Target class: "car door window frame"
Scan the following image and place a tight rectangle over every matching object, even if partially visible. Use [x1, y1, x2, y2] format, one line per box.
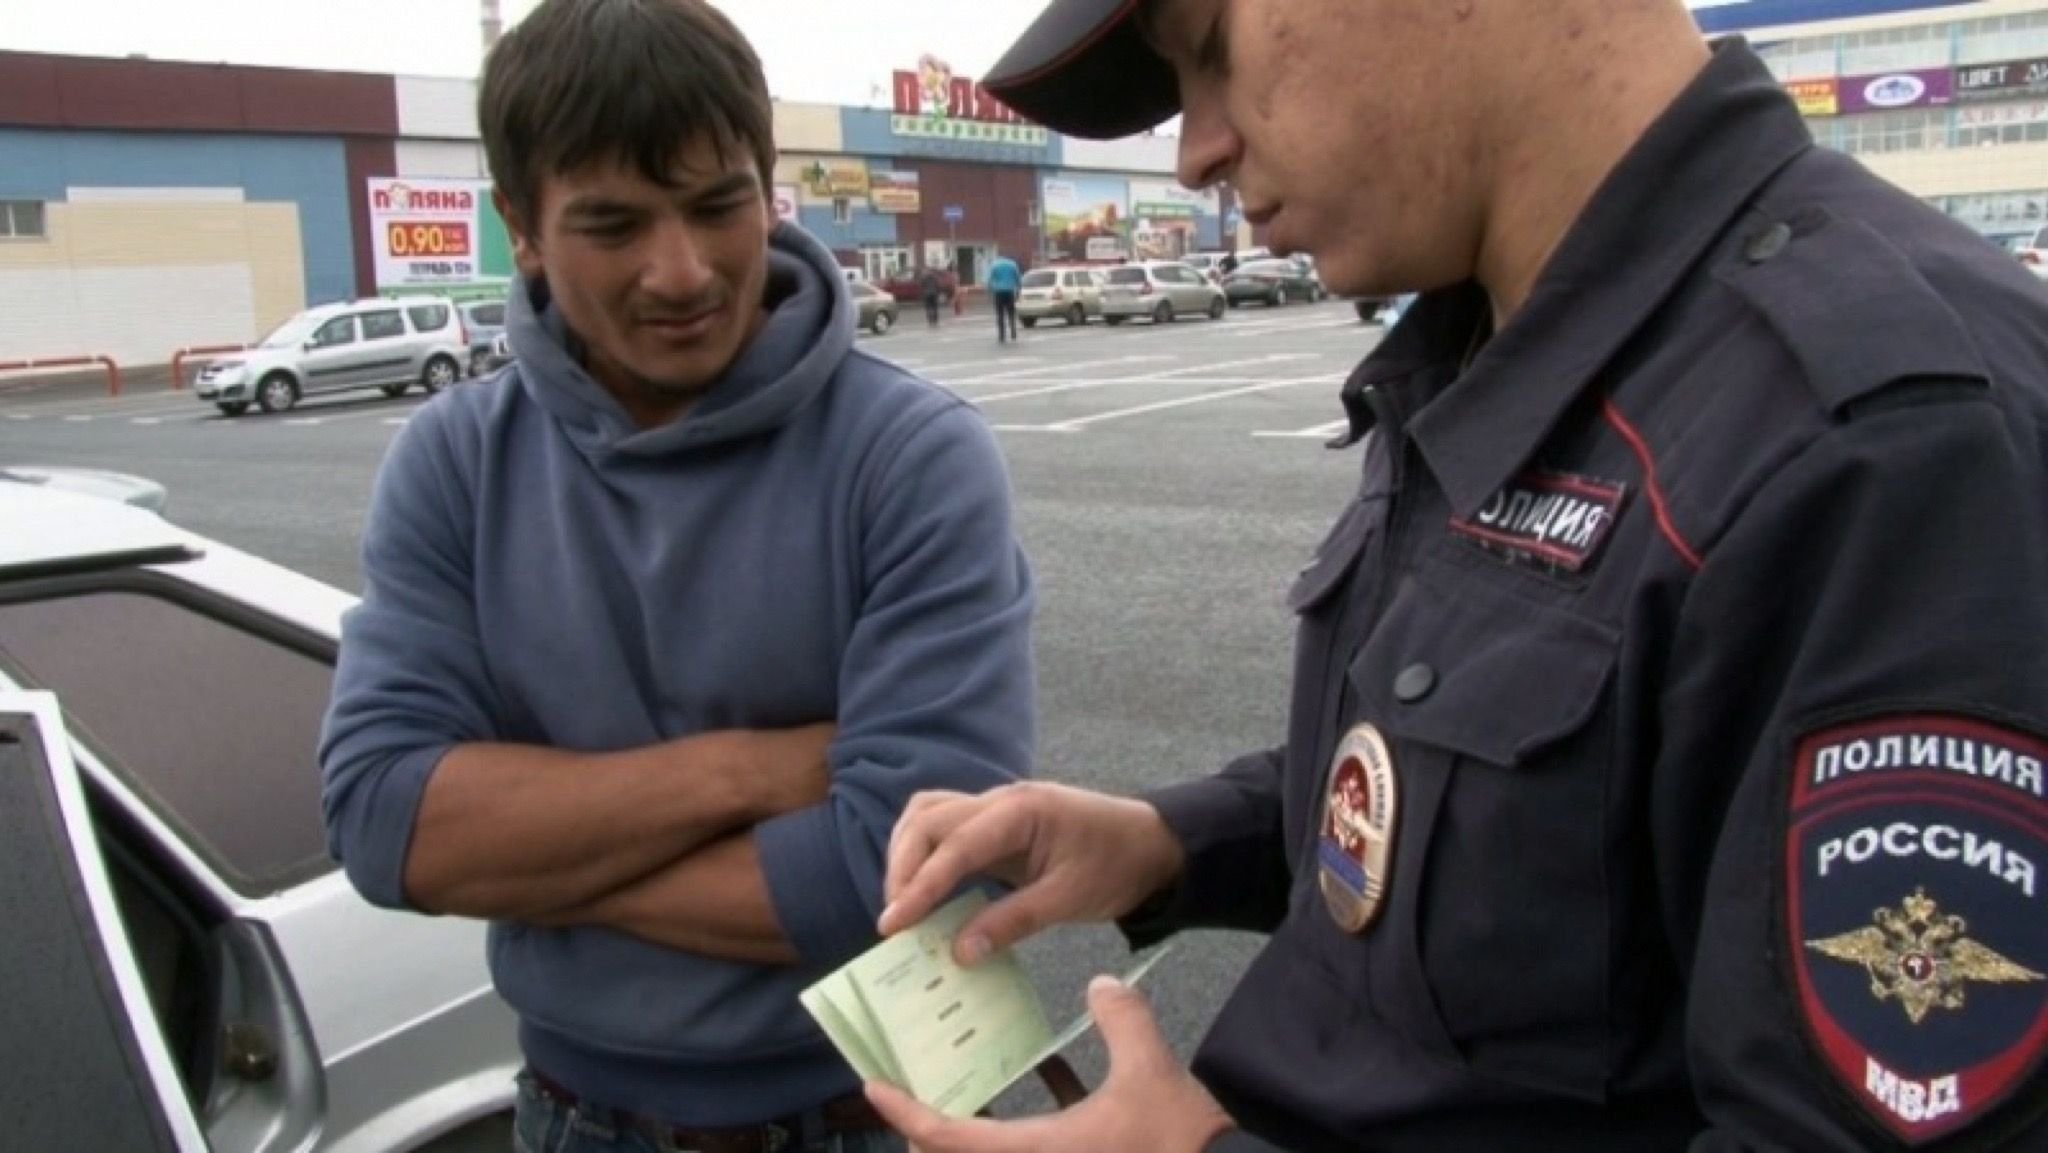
[308, 316, 356, 349]
[0, 567, 342, 899]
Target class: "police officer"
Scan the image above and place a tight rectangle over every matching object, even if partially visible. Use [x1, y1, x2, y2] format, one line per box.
[865, 0, 2048, 1150]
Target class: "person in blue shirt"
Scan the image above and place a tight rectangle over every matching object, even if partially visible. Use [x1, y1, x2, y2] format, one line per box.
[987, 253, 1023, 343]
[318, 2, 1036, 1151]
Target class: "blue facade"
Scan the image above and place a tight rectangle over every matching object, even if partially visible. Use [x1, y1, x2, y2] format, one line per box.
[0, 128, 356, 305]
[795, 206, 900, 251]
[1689, 0, 1983, 34]
[839, 108, 1063, 167]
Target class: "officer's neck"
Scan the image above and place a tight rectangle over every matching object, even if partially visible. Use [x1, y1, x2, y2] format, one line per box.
[1470, 5, 1712, 330]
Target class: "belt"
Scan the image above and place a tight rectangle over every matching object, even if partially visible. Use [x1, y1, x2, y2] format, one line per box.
[527, 1070, 887, 1153]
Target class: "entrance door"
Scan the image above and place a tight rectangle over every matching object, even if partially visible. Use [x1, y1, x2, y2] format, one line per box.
[953, 246, 981, 287]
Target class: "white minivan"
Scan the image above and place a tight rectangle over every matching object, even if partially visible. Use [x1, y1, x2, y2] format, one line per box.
[194, 297, 471, 417]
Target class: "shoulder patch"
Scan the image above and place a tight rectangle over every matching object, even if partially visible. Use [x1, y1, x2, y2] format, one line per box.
[1783, 712, 2046, 1146]
[1720, 209, 1989, 415]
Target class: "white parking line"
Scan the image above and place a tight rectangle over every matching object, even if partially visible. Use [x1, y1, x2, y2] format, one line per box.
[905, 356, 1045, 378]
[1040, 375, 1341, 432]
[62, 415, 93, 423]
[1253, 419, 1350, 440]
[964, 355, 1316, 404]
[950, 355, 1170, 385]
[6, 413, 30, 421]
[284, 417, 325, 426]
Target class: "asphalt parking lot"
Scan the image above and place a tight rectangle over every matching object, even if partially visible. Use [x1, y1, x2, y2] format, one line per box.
[0, 297, 1386, 1105]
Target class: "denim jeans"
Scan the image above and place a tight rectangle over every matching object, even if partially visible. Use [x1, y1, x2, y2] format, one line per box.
[513, 1071, 906, 1153]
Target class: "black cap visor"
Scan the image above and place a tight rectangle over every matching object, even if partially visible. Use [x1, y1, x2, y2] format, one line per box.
[984, 0, 1180, 141]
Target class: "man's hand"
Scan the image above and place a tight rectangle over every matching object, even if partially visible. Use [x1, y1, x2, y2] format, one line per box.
[743, 722, 836, 814]
[879, 782, 1184, 964]
[865, 976, 1234, 1153]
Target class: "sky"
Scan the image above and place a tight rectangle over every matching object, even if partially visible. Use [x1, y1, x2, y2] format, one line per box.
[0, 0, 1055, 105]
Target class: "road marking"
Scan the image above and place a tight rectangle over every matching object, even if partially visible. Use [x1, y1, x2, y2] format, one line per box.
[904, 356, 1046, 378]
[988, 423, 1081, 433]
[284, 417, 325, 426]
[1253, 419, 1350, 440]
[965, 355, 1315, 404]
[949, 355, 1168, 384]
[6, 413, 31, 421]
[1042, 375, 1341, 431]
[132, 417, 162, 426]
[63, 415, 92, 423]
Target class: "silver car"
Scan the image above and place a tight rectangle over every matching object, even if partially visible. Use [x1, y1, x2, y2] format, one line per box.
[1099, 261, 1228, 325]
[0, 478, 519, 1152]
[1018, 267, 1105, 327]
[195, 297, 471, 417]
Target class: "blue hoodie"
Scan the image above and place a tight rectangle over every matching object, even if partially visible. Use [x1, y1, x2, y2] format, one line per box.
[319, 223, 1035, 1124]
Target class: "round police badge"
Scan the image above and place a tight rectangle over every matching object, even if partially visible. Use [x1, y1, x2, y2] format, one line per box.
[1318, 723, 1400, 934]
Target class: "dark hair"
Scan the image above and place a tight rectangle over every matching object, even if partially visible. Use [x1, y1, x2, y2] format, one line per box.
[479, 0, 777, 225]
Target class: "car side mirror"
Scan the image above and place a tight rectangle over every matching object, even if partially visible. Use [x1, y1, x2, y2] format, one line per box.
[303, 340, 317, 352]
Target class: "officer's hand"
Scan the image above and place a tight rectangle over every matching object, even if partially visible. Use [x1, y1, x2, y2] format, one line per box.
[866, 976, 1234, 1153]
[879, 782, 1183, 963]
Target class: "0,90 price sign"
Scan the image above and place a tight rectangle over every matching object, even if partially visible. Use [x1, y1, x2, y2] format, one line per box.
[386, 221, 474, 259]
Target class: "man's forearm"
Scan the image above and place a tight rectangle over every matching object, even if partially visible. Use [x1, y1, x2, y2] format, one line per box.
[535, 832, 800, 965]
[402, 726, 828, 920]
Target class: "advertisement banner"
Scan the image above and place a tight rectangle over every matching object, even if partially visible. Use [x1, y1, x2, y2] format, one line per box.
[1128, 180, 1219, 218]
[1042, 176, 1130, 262]
[1786, 78, 1840, 116]
[890, 55, 1049, 148]
[773, 184, 800, 224]
[1956, 56, 2048, 100]
[1837, 68, 1954, 114]
[800, 159, 870, 199]
[1957, 100, 2048, 129]
[368, 177, 513, 295]
[868, 170, 922, 214]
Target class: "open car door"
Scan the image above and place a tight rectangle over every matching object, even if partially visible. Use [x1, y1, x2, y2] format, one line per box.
[0, 692, 212, 1151]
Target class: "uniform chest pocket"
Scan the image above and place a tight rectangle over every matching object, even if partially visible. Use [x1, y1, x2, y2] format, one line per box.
[1347, 567, 1620, 1101]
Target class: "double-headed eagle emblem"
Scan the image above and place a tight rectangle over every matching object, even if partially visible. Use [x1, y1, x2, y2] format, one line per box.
[1807, 888, 2043, 1024]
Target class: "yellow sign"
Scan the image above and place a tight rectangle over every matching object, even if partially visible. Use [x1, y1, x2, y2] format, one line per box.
[1787, 79, 1839, 117]
[802, 160, 870, 198]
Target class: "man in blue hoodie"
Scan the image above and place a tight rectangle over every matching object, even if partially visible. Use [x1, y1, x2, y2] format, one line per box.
[986, 252, 1023, 344]
[317, 2, 1034, 1150]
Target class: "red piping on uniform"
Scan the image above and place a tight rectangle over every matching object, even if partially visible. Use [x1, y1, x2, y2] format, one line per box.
[1601, 398, 1704, 572]
[989, 0, 1146, 91]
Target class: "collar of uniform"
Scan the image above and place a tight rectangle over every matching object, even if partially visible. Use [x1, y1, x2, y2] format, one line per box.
[1406, 39, 1814, 520]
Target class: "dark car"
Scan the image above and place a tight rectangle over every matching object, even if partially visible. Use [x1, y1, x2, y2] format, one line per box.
[881, 267, 958, 305]
[1223, 258, 1326, 307]
[851, 281, 900, 335]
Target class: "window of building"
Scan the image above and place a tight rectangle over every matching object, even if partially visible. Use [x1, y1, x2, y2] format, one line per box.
[0, 200, 46, 239]
[832, 197, 854, 225]
[859, 245, 912, 282]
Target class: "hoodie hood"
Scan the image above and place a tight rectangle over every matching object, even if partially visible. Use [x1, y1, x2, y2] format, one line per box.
[504, 221, 857, 459]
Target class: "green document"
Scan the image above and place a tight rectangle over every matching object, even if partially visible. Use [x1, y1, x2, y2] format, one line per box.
[799, 891, 1172, 1118]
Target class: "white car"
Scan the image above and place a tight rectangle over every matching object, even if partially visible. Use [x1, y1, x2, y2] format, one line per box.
[195, 297, 472, 417]
[1099, 261, 1229, 325]
[2016, 224, 2048, 280]
[0, 478, 518, 1151]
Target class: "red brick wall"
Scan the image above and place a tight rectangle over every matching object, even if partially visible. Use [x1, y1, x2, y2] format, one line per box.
[0, 51, 397, 135]
[897, 161, 1042, 272]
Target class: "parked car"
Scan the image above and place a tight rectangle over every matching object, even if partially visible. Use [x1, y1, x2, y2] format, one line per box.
[2016, 224, 2048, 280]
[193, 297, 470, 417]
[1018, 267, 1105, 327]
[850, 281, 900, 335]
[1182, 252, 1230, 284]
[1224, 258, 1327, 307]
[0, 463, 168, 511]
[0, 478, 520, 1152]
[1099, 261, 1229, 325]
[460, 300, 509, 376]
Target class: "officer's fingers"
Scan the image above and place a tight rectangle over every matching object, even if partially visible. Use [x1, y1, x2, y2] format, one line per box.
[881, 799, 1036, 938]
[1088, 976, 1177, 1081]
[952, 878, 1076, 964]
[865, 1082, 1037, 1153]
[884, 791, 975, 912]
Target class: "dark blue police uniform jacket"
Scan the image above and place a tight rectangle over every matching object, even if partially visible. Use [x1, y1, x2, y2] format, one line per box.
[1127, 39, 2048, 1153]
